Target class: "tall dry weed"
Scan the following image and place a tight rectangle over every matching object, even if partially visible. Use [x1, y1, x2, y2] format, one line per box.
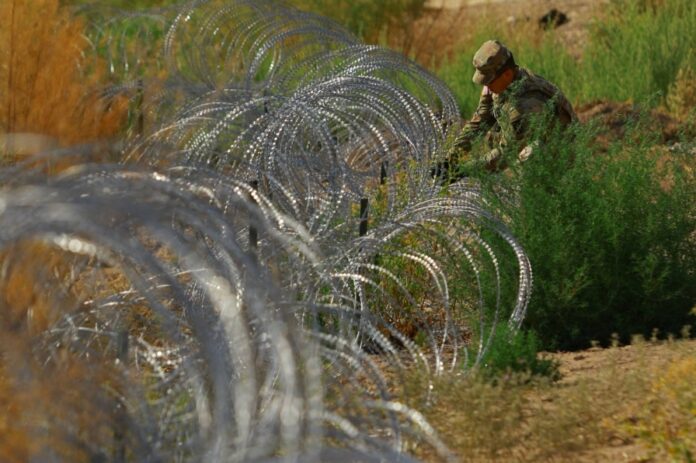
[408, 340, 696, 462]
[0, 241, 126, 462]
[0, 0, 127, 149]
[666, 64, 696, 121]
[628, 357, 696, 461]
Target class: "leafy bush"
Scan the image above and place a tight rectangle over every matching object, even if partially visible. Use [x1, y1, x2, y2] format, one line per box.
[475, 116, 696, 350]
[479, 323, 559, 379]
[435, 0, 696, 351]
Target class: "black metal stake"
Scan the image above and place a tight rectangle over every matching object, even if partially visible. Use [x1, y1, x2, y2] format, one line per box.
[359, 197, 369, 237]
[114, 329, 129, 462]
[380, 160, 388, 185]
[135, 78, 144, 137]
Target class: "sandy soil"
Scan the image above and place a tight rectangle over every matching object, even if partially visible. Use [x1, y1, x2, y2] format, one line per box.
[410, 0, 609, 65]
[545, 339, 696, 462]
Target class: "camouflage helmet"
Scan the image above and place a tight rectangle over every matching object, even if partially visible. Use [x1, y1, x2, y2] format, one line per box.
[472, 40, 514, 85]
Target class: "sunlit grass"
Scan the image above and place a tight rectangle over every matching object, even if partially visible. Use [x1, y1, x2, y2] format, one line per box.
[437, 0, 696, 120]
[0, 0, 128, 149]
[406, 338, 696, 462]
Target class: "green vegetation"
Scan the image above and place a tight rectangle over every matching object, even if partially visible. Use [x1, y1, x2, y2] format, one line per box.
[581, 0, 696, 103]
[474, 115, 696, 350]
[438, 0, 696, 114]
[288, 0, 426, 45]
[479, 324, 559, 379]
[435, 0, 696, 351]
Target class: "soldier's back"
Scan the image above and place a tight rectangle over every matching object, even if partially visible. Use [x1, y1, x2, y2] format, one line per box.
[493, 68, 576, 126]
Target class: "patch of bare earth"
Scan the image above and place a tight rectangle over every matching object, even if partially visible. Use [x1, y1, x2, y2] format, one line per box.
[410, 0, 609, 66]
[407, 339, 696, 462]
[576, 101, 683, 145]
[547, 338, 696, 462]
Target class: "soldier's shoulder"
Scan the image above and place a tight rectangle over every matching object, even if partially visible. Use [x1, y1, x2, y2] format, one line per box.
[518, 68, 561, 94]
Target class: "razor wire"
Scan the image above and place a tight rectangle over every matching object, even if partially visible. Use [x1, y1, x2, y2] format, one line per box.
[0, 153, 462, 461]
[1, 0, 534, 461]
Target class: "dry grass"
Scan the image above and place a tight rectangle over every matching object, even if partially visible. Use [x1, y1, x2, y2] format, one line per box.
[626, 353, 696, 461]
[666, 64, 696, 122]
[0, 241, 127, 462]
[0, 0, 128, 151]
[404, 338, 696, 462]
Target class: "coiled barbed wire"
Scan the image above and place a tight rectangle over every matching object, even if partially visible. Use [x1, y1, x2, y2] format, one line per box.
[121, 0, 531, 366]
[2, 0, 534, 461]
[0, 152, 459, 461]
[83, 0, 459, 231]
[0, 153, 318, 461]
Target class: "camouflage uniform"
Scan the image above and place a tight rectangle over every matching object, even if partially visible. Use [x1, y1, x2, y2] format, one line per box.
[450, 41, 577, 173]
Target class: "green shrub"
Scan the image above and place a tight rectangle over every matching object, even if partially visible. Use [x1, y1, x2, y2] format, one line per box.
[436, 0, 696, 351]
[475, 115, 696, 350]
[479, 323, 559, 379]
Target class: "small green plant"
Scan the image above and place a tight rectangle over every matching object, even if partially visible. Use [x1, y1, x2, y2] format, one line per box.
[479, 323, 559, 379]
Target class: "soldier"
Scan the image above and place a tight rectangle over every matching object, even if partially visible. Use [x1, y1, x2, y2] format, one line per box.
[445, 40, 577, 178]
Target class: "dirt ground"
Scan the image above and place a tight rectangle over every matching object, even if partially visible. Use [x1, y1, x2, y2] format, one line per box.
[546, 338, 696, 462]
[412, 338, 696, 462]
[410, 0, 609, 65]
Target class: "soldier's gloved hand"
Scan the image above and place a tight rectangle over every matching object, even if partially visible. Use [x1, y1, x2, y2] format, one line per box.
[518, 141, 539, 162]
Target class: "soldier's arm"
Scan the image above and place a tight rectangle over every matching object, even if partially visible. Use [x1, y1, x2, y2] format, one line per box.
[432, 87, 496, 182]
[452, 87, 496, 154]
[465, 96, 545, 172]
